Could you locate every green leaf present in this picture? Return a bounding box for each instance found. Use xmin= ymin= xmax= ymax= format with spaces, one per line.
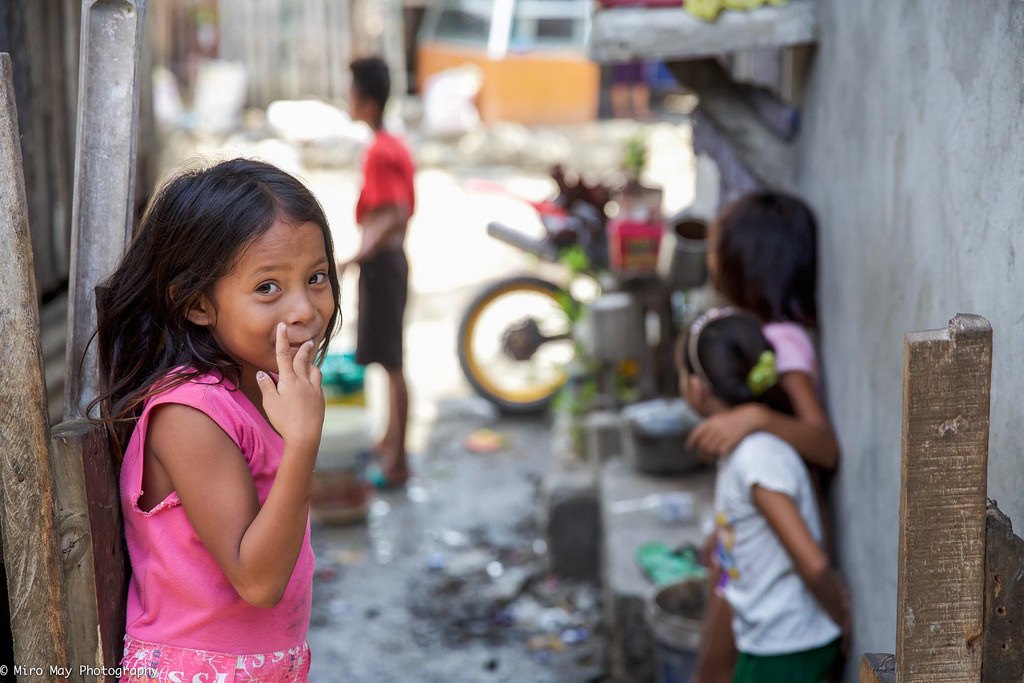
xmin=555 ymin=291 xmax=584 ymax=323
xmin=559 ymin=245 xmax=591 ymax=274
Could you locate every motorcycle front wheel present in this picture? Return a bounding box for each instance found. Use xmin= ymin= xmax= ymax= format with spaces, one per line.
xmin=457 ymin=276 xmax=576 ymax=414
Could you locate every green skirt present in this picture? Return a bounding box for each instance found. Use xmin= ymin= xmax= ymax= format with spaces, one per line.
xmin=733 ymin=638 xmax=841 ymax=683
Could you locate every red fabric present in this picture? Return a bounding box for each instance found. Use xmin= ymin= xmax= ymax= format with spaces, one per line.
xmin=356 ymin=131 xmax=415 ymax=225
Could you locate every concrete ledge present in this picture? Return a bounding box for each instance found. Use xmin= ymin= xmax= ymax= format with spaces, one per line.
xmin=589 ymin=0 xmax=817 ymax=64
xmin=600 ymin=457 xmax=714 ymax=682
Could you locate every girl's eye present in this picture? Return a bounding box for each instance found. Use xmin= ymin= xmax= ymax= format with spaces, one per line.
xmin=256 ymin=282 xmax=281 ymax=295
xmin=309 ymin=272 xmax=328 ymax=285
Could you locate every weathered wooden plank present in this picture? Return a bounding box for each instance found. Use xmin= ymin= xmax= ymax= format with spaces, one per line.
xmin=62 ymin=0 xmax=82 ymax=148
xmin=860 ymin=653 xmax=896 ymax=683
xmin=65 ymin=0 xmax=146 ymax=419
xmin=0 ymin=2 xmax=78 ymax=298
xmin=588 ymin=0 xmax=817 ymax=64
xmin=51 ymin=420 xmax=127 ymax=679
xmin=982 ymin=501 xmax=1024 ymax=682
xmin=325 ymin=0 xmax=351 ymax=101
xmin=216 ymin=0 xmax=353 ymax=107
xmin=666 ymin=59 xmax=797 ymax=192
xmin=0 ymin=50 xmax=70 ymax=677
xmin=28 ymin=1 xmax=75 ymax=279
xmin=20 ymin=2 xmax=63 ymax=295
xmin=896 ymin=314 xmax=991 ymax=682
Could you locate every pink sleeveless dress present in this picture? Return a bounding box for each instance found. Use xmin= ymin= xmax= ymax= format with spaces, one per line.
xmin=118 ymin=370 xmax=314 ymax=682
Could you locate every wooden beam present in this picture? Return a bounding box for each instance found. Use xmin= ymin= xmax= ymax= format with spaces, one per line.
xmin=588 ymin=0 xmax=817 ymax=64
xmin=666 ymin=58 xmax=797 ymax=192
xmin=896 ymin=314 xmax=991 ymax=682
xmin=0 ymin=50 xmax=70 ymax=677
xmin=861 ymin=653 xmax=896 ymax=683
xmin=982 ymin=502 xmax=1024 ymax=681
xmin=65 ymin=0 xmax=146 ymax=419
xmin=50 ymin=420 xmax=127 ymax=676
xmin=859 ymin=653 xmax=896 ymax=683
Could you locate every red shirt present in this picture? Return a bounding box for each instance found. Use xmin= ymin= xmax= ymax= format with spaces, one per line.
xmin=356 ymin=130 xmax=415 ymax=225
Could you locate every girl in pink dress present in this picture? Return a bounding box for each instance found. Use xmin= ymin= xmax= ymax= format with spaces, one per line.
xmin=91 ymin=158 xmax=341 ymax=682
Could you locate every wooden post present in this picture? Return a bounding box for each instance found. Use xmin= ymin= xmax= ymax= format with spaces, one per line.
xmin=982 ymin=502 xmax=1024 ymax=681
xmin=50 ymin=420 xmax=127 ymax=676
xmin=896 ymin=314 xmax=992 ymax=682
xmin=0 ymin=51 xmax=71 ymax=677
xmin=65 ymin=0 xmax=146 ymax=419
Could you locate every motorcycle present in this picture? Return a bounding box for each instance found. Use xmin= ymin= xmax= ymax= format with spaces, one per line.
xmin=456 ymin=167 xmax=612 ymax=413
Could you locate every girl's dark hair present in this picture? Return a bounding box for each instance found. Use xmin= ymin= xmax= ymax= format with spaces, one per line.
xmin=89 ymin=158 xmax=341 ymax=457
xmin=713 ymin=191 xmax=818 ymax=327
xmin=350 ymin=56 xmax=390 ymax=113
xmin=677 ymin=311 xmax=793 ymax=415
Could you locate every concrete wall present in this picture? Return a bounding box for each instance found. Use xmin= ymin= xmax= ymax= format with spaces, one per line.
xmin=798 ymin=1 xmax=1024 ymax=677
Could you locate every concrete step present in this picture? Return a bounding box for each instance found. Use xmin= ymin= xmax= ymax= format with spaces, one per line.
xmin=600 ymin=457 xmax=714 ymax=683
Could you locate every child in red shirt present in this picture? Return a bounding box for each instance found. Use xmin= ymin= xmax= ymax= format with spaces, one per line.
xmin=342 ymin=56 xmax=416 ymax=487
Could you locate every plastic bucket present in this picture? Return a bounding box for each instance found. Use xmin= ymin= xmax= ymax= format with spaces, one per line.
xmin=322 ymin=351 xmax=366 ymax=406
xmin=645 ymin=579 xmax=706 ymax=683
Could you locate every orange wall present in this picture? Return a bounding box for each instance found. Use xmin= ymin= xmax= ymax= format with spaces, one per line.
xmin=418 ymin=42 xmax=599 ymax=125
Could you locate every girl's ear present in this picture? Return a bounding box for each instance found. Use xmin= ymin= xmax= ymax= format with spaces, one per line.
xmin=185 ymin=293 xmax=215 ymax=327
xmin=684 ymin=374 xmax=712 ymax=415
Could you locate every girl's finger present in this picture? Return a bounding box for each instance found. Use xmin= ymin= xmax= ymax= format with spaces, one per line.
xmin=695 ymin=429 xmax=715 ymax=454
xmin=309 ymin=362 xmax=322 ymax=387
xmin=255 ymin=370 xmax=278 ymax=399
xmin=275 ymin=323 xmax=295 ymax=379
xmin=293 ymin=338 xmax=315 ymax=378
xmin=686 ymin=424 xmax=703 ymax=450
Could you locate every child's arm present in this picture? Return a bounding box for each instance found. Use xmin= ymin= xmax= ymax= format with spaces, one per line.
xmin=148 ymin=327 xmax=323 ymax=608
xmin=686 ymin=371 xmax=839 ymax=469
xmin=752 ymin=485 xmax=851 ymax=633
xmin=348 ymin=204 xmax=409 ymax=265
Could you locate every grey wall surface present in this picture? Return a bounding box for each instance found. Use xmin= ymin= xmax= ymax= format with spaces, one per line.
xmin=798 ymin=1 xmax=1024 ymax=678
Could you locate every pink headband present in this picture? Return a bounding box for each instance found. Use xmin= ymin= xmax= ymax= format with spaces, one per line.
xmin=686 ymin=306 xmax=736 ymax=385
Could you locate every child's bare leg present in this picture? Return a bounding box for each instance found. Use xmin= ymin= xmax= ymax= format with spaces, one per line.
xmin=631 ymin=83 xmax=652 ymax=121
xmin=378 ymin=366 xmax=409 ymax=481
xmin=693 ymin=587 xmax=737 ymax=683
xmin=611 ymin=83 xmax=631 ymax=119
